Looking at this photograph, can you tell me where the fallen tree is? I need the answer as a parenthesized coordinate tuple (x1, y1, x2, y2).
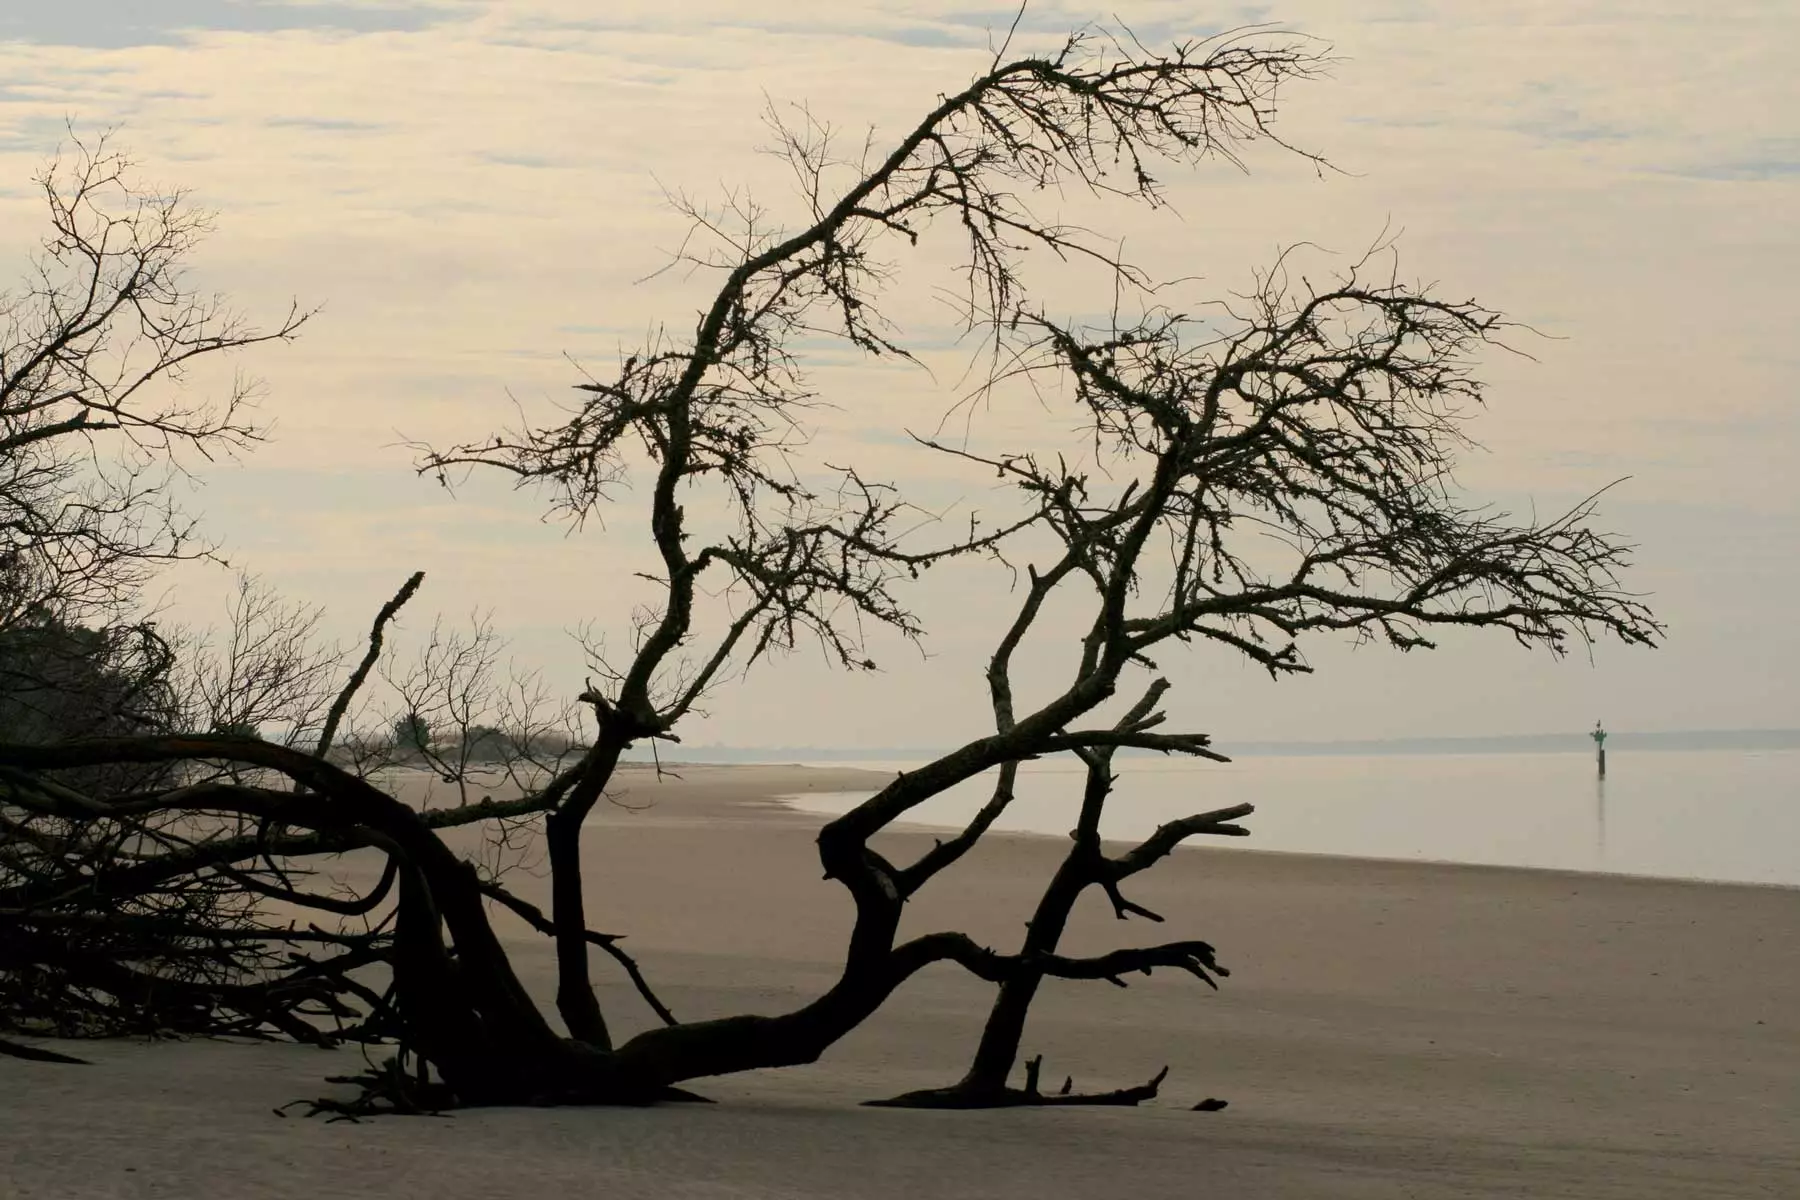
(0, 21, 1659, 1108)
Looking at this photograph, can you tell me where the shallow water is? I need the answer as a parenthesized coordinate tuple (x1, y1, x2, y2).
(784, 749, 1800, 887)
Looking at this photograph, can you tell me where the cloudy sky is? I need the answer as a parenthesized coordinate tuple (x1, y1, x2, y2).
(1, 1, 1794, 748)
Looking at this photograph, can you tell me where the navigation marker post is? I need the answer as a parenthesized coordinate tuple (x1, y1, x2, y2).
(1591, 720, 1608, 779)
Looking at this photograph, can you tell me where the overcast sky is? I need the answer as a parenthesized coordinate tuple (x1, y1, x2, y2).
(1, 1, 1794, 748)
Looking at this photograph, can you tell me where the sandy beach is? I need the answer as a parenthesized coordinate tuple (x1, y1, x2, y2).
(4, 762, 1796, 1199)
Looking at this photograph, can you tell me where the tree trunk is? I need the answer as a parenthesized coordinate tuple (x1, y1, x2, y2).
(898, 757, 1119, 1105)
(960, 849, 1090, 1094)
(544, 738, 626, 1048)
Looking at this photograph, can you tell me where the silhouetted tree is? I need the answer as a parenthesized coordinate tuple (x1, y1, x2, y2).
(0, 136, 316, 1059)
(0, 24, 1659, 1105)
(0, 132, 307, 635)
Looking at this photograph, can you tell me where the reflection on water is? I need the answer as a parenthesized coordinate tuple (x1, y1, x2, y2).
(1595, 775, 1608, 863)
(787, 749, 1800, 887)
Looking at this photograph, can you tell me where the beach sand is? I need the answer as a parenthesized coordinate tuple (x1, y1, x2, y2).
(4, 762, 1796, 1198)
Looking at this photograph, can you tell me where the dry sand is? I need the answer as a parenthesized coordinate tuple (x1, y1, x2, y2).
(4, 762, 1796, 1199)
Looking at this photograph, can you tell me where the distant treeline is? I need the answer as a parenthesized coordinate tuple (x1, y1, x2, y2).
(640, 729, 1800, 764)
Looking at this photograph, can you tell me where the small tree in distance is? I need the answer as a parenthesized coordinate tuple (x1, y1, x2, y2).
(392, 712, 431, 754)
(1, 20, 1658, 1108)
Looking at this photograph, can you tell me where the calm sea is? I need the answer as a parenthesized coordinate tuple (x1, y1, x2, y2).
(784, 749, 1800, 887)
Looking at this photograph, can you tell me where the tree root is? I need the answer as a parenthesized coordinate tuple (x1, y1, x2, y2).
(866, 1056, 1171, 1109)
(276, 1053, 457, 1122)
(275, 1047, 715, 1119)
(0, 1035, 89, 1064)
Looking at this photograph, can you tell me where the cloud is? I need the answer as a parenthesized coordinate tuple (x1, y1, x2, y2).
(0, 0, 1794, 740)
(473, 149, 566, 169)
(1655, 138, 1800, 181)
(487, 4, 1274, 57)
(265, 115, 388, 133)
(0, 1, 464, 50)
(935, 4, 1277, 42)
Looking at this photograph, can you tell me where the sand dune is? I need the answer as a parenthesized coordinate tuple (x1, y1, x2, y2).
(4, 763, 1796, 1198)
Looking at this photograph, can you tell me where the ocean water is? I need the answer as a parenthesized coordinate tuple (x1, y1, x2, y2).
(784, 749, 1800, 887)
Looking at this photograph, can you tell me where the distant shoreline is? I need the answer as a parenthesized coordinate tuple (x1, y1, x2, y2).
(631, 727, 1800, 763)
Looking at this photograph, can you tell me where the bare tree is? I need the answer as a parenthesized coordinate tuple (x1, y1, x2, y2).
(0, 567, 584, 1062)
(0, 132, 307, 631)
(1, 24, 1658, 1108)
(0, 134, 313, 1059)
(411, 20, 1330, 1059)
(0, 131, 310, 770)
